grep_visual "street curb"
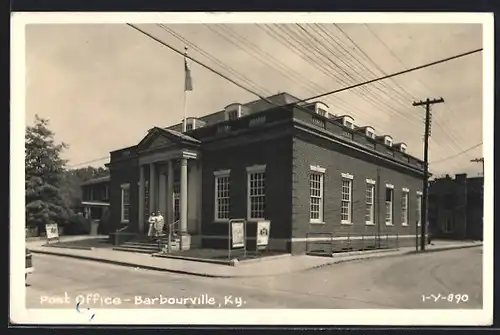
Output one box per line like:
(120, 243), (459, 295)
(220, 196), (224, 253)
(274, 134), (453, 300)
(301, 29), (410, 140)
(29, 243), (482, 279)
(43, 245), (94, 251)
(28, 249), (228, 278)
(406, 244), (482, 255)
(152, 252), (291, 267)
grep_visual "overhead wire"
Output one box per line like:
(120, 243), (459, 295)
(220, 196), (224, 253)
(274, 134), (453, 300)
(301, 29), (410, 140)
(73, 23), (481, 174)
(362, 23), (472, 161)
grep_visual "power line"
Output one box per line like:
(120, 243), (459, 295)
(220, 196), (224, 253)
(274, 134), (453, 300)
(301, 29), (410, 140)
(430, 142), (483, 165)
(127, 23), (275, 106)
(67, 156), (109, 168)
(363, 23), (469, 159)
(300, 48), (483, 103)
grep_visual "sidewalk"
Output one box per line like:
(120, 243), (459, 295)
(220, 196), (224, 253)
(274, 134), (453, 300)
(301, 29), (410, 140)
(26, 237), (482, 278)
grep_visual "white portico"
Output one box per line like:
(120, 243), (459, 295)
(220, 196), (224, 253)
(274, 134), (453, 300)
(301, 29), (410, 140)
(136, 127), (202, 251)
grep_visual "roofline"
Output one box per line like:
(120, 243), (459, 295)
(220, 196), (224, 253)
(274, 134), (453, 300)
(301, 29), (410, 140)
(80, 176), (110, 186)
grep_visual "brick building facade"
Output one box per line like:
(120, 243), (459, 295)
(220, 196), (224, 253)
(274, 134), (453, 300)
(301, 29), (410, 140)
(428, 174), (483, 241)
(107, 93), (426, 254)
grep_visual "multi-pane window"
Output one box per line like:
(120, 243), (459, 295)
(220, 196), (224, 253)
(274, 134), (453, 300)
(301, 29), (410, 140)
(385, 185), (394, 225)
(401, 189), (409, 226)
(341, 174), (353, 223)
(214, 170), (230, 221)
(247, 165), (266, 220)
(309, 169), (325, 223)
(121, 184), (130, 222)
(185, 123), (193, 131)
(227, 110), (239, 120)
(416, 192), (422, 226)
(365, 181), (375, 224)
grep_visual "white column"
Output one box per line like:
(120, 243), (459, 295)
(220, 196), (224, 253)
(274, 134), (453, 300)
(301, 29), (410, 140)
(149, 163), (156, 214)
(180, 158), (188, 233)
(159, 172), (167, 215)
(138, 165), (145, 233)
(167, 160), (174, 225)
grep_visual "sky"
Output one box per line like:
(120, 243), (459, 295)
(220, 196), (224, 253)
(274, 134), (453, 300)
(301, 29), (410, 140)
(25, 21), (484, 177)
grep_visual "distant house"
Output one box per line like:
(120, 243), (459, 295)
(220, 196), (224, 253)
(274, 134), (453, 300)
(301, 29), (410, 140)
(80, 176), (110, 222)
(428, 173), (483, 241)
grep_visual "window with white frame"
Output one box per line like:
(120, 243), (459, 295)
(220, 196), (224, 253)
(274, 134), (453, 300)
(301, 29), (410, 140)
(247, 165), (266, 220)
(365, 180), (375, 224)
(416, 192), (422, 226)
(385, 137), (393, 147)
(401, 189), (409, 226)
(341, 173), (353, 224)
(385, 185), (394, 225)
(366, 130), (375, 139)
(316, 108), (327, 117)
(120, 184), (130, 222)
(214, 170), (230, 221)
(309, 165), (325, 223)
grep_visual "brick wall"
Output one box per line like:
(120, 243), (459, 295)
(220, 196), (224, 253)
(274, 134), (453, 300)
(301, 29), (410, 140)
(200, 135), (293, 252)
(291, 134), (423, 254)
(109, 158), (139, 233)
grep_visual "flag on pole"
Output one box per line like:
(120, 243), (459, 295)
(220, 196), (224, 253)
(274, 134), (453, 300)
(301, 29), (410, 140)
(184, 47), (193, 92)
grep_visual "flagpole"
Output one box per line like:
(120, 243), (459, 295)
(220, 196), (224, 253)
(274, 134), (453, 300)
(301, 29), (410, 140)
(183, 47), (188, 133)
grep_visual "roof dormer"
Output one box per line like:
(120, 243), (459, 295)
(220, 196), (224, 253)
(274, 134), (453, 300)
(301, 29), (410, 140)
(224, 103), (243, 121)
(184, 117), (206, 132)
(394, 142), (407, 153)
(341, 115), (355, 129)
(358, 126), (376, 139)
(382, 135), (393, 147)
(314, 101), (329, 117)
(304, 101), (330, 117)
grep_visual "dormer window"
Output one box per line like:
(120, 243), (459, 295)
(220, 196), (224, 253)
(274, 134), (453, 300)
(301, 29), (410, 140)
(395, 143), (407, 153)
(385, 137), (393, 147)
(342, 116), (355, 129)
(366, 130), (375, 139)
(185, 123), (193, 131)
(309, 101), (329, 117)
(225, 103), (242, 121)
(317, 108), (327, 117)
(227, 110), (238, 120)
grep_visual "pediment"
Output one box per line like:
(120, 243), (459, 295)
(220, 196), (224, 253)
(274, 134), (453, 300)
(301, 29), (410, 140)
(137, 127), (200, 152)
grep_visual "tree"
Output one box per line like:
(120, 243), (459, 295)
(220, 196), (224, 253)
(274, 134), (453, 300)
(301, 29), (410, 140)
(25, 115), (73, 231)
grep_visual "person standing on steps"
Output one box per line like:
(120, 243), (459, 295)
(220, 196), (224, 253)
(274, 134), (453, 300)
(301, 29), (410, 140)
(147, 212), (157, 239)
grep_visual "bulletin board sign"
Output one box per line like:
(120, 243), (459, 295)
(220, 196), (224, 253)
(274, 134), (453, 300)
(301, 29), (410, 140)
(45, 223), (60, 244)
(230, 219), (246, 249)
(256, 220), (271, 249)
(228, 219), (247, 261)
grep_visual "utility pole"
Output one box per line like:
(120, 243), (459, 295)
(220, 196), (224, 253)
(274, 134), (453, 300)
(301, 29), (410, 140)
(470, 157), (484, 176)
(413, 97), (445, 251)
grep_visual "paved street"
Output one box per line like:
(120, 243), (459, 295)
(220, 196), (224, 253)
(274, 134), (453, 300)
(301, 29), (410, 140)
(26, 247), (482, 310)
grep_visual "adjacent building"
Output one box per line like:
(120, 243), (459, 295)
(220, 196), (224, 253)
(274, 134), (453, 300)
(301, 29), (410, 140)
(428, 173), (483, 241)
(80, 176), (110, 221)
(106, 93), (426, 254)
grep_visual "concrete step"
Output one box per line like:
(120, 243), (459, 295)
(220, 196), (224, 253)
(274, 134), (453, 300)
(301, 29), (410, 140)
(120, 243), (161, 251)
(112, 247), (159, 254)
(123, 241), (161, 247)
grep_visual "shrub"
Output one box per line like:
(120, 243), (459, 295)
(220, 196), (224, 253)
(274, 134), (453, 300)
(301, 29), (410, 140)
(66, 213), (91, 235)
